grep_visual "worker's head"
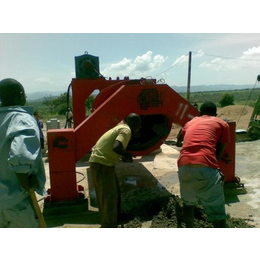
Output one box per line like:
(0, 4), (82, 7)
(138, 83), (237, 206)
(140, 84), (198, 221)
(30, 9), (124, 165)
(124, 113), (141, 135)
(200, 101), (217, 116)
(0, 78), (26, 107)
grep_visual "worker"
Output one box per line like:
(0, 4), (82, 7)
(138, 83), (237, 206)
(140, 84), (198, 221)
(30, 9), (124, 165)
(89, 113), (141, 228)
(177, 101), (229, 228)
(0, 78), (46, 228)
(33, 111), (44, 149)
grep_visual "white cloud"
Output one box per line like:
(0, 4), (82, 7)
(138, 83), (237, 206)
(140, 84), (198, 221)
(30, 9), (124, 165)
(242, 46), (260, 57)
(34, 77), (52, 84)
(173, 54), (188, 67)
(101, 51), (168, 78)
(193, 49), (204, 58)
(199, 46), (260, 71)
(172, 50), (204, 68)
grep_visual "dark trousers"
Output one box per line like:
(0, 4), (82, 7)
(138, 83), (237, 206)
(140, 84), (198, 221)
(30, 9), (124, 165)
(40, 138), (44, 149)
(90, 162), (121, 228)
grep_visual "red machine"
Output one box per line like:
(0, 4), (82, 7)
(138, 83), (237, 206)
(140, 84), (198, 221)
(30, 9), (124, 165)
(47, 55), (237, 203)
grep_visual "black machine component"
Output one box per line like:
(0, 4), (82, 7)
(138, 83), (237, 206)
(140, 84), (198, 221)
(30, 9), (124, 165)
(75, 52), (101, 79)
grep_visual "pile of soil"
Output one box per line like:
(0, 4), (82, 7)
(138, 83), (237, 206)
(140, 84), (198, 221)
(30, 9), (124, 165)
(122, 195), (254, 228)
(217, 105), (253, 130)
(167, 105), (253, 141)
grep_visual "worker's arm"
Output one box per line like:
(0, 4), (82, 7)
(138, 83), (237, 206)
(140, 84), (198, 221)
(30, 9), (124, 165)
(113, 140), (133, 162)
(216, 143), (226, 161)
(8, 114), (46, 195)
(216, 122), (231, 162)
(176, 129), (183, 147)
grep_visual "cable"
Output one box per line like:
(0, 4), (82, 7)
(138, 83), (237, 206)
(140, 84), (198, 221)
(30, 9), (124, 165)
(157, 78), (165, 84)
(76, 171), (85, 183)
(192, 51), (260, 62)
(153, 54), (188, 78)
(65, 83), (72, 128)
(37, 171), (86, 202)
(237, 79), (258, 126)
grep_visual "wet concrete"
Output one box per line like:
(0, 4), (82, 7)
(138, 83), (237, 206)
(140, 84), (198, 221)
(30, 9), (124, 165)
(38, 140), (260, 228)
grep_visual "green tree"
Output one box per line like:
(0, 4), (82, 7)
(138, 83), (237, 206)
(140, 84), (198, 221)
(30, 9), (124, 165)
(43, 93), (72, 115)
(85, 95), (95, 114)
(43, 93), (95, 116)
(53, 93), (70, 115)
(219, 92), (234, 107)
(42, 95), (56, 114)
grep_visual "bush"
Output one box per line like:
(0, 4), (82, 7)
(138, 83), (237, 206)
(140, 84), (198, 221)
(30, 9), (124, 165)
(219, 92), (234, 107)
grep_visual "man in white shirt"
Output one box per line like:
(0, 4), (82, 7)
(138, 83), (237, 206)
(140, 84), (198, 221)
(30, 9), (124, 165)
(0, 78), (46, 228)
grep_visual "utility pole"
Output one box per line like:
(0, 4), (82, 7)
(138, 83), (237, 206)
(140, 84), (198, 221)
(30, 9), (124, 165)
(187, 51), (192, 102)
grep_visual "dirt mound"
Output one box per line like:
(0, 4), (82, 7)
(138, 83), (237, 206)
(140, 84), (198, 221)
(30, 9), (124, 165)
(166, 105), (253, 141)
(217, 105), (253, 129)
(123, 196), (254, 228)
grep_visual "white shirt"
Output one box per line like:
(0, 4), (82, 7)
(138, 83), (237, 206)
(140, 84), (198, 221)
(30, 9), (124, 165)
(0, 106), (46, 209)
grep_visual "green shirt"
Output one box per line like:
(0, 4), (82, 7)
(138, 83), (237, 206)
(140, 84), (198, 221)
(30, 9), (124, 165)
(89, 124), (132, 166)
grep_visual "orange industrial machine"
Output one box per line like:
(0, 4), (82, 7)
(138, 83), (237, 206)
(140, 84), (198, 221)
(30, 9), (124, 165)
(46, 53), (238, 203)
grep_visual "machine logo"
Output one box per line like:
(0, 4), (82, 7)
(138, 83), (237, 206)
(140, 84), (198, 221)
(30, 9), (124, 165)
(53, 136), (69, 149)
(139, 88), (162, 110)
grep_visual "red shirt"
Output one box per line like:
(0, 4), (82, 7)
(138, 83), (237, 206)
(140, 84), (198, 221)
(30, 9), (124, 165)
(177, 115), (230, 169)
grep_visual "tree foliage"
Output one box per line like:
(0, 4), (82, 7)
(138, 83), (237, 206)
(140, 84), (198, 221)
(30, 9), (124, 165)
(179, 88), (260, 107)
(43, 92), (95, 115)
(85, 95), (95, 114)
(42, 95), (56, 114)
(219, 92), (235, 107)
(53, 93), (69, 115)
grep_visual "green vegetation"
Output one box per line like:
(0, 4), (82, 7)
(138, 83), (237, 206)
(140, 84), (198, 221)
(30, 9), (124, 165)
(179, 88), (260, 109)
(27, 88), (260, 122)
(219, 92), (235, 107)
(27, 93), (95, 122)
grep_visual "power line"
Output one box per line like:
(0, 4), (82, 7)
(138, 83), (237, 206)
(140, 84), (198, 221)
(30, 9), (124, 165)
(192, 51), (260, 62)
(154, 54), (188, 78)
(153, 50), (260, 83)
(237, 79), (258, 126)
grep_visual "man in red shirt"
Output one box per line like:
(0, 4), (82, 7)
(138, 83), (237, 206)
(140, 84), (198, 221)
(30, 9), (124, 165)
(177, 101), (229, 228)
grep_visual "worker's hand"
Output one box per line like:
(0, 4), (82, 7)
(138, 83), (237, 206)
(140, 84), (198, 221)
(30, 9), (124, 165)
(122, 151), (134, 163)
(221, 153), (233, 164)
(28, 174), (39, 189)
(16, 173), (39, 190)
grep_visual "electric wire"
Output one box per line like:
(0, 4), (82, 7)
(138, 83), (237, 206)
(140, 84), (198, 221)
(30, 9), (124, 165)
(65, 83), (72, 128)
(236, 79), (258, 126)
(153, 54), (188, 78)
(37, 171), (86, 202)
(192, 51), (260, 62)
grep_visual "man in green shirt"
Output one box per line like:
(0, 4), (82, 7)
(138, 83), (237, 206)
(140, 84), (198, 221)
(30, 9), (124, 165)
(89, 113), (141, 228)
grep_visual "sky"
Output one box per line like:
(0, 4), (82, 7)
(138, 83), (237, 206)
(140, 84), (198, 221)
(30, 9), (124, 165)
(1, 33), (260, 94)
(1, 1), (260, 95)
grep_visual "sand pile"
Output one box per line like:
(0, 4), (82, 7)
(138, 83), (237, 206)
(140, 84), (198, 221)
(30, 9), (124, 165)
(167, 105), (253, 141)
(217, 105), (253, 129)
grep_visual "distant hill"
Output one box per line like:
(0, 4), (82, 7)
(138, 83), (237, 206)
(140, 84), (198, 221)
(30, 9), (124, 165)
(27, 91), (64, 101)
(171, 84), (257, 93)
(26, 84), (259, 101)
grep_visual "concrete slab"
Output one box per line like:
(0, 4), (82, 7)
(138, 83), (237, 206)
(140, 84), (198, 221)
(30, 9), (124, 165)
(224, 140), (260, 227)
